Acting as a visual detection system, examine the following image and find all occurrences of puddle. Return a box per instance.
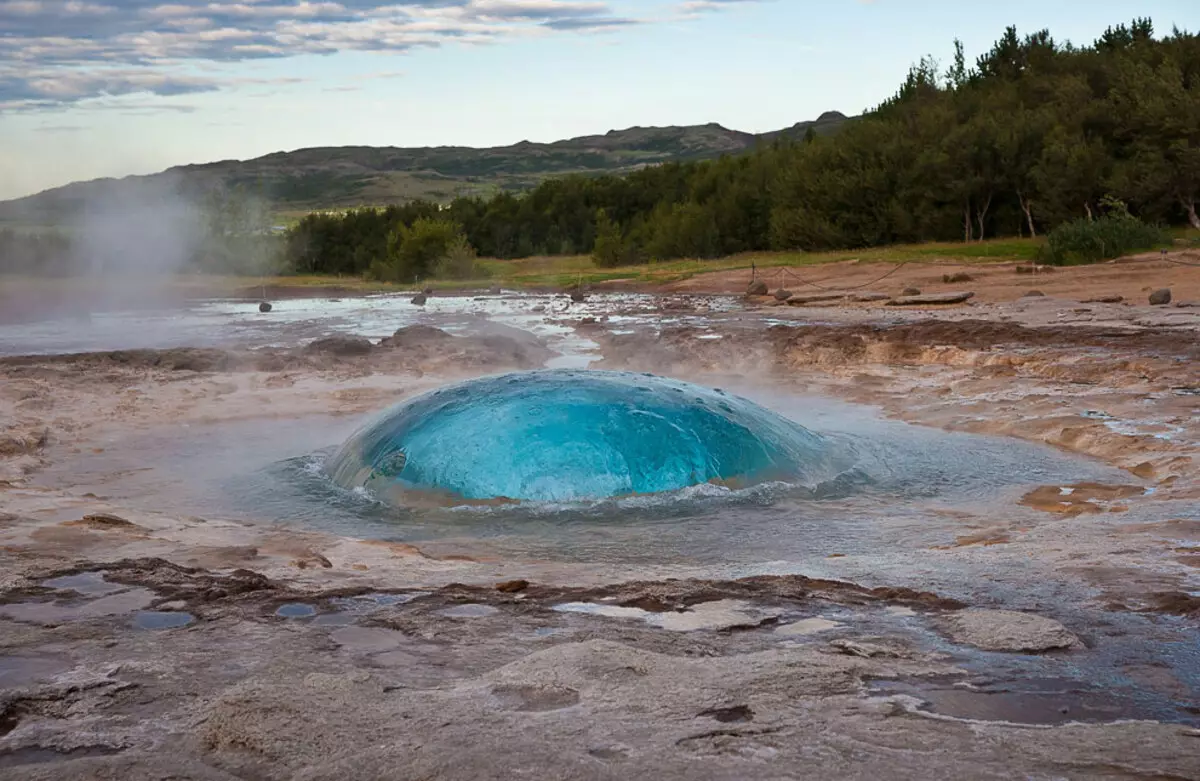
[275,603,317,619]
[310,593,426,625]
[0,589,155,626]
[329,626,407,652]
[41,572,125,596]
[132,611,194,630]
[871,677,1195,726]
[436,604,500,618]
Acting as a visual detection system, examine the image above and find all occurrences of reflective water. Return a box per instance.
[0,291,736,363]
[326,370,838,502]
[132,611,194,630]
[31,378,1142,611]
[275,603,317,619]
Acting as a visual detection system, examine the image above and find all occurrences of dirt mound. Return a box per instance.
[0,327,555,377]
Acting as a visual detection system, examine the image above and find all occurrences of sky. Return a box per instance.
[0,0,1195,200]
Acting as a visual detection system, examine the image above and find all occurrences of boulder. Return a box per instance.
[1149,288,1172,306]
[305,336,373,357]
[258,301,273,313]
[902,287,922,296]
[887,291,975,306]
[773,289,792,301]
[384,325,456,348]
[410,294,428,306]
[786,291,851,306]
[746,280,769,297]
[942,609,1082,652]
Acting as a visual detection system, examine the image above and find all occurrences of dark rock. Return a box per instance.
[902,287,922,296]
[423,287,433,295]
[943,272,974,283]
[1023,290,1046,297]
[773,289,792,301]
[746,280,769,297]
[1082,295,1123,304]
[1149,288,1172,306]
[489,285,502,295]
[495,579,530,593]
[570,291,587,303]
[698,705,754,723]
[410,294,428,306]
[258,301,272,313]
[384,325,456,348]
[888,291,976,306]
[305,336,373,357]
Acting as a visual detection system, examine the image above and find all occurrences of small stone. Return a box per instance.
[495,579,530,594]
[258,301,273,313]
[1082,295,1123,304]
[1023,290,1046,297]
[1149,288,1172,306]
[773,288,792,301]
[943,272,974,283]
[423,287,434,295]
[746,280,769,297]
[902,287,922,296]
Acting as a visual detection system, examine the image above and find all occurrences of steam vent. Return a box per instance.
[325,370,830,503]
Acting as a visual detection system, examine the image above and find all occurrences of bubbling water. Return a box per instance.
[324,370,837,503]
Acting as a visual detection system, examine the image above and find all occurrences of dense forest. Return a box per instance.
[278,19,1199,281]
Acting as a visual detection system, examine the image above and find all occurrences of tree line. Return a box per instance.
[4,19,1195,280]
[278,18,1197,280]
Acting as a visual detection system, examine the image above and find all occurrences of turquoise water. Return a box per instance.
[325,370,837,503]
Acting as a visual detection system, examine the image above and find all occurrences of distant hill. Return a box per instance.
[0,111,849,220]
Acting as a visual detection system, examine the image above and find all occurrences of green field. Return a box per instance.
[218,237,1048,293]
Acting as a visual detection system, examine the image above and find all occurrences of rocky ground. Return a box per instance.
[0,268,1198,780]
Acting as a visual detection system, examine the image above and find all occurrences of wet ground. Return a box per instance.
[1,285,1198,779]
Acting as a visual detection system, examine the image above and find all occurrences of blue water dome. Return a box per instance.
[325,370,832,503]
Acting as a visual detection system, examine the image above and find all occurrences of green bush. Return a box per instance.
[370,217,467,282]
[591,209,639,268]
[644,202,721,260]
[432,235,487,280]
[1038,215,1166,266]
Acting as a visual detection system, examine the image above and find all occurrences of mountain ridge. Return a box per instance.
[2,111,849,219]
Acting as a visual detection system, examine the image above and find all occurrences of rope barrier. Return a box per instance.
[744,251,1200,292]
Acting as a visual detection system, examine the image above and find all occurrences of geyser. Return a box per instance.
[325,370,831,503]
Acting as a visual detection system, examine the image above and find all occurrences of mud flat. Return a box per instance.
[0,285,1198,779]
